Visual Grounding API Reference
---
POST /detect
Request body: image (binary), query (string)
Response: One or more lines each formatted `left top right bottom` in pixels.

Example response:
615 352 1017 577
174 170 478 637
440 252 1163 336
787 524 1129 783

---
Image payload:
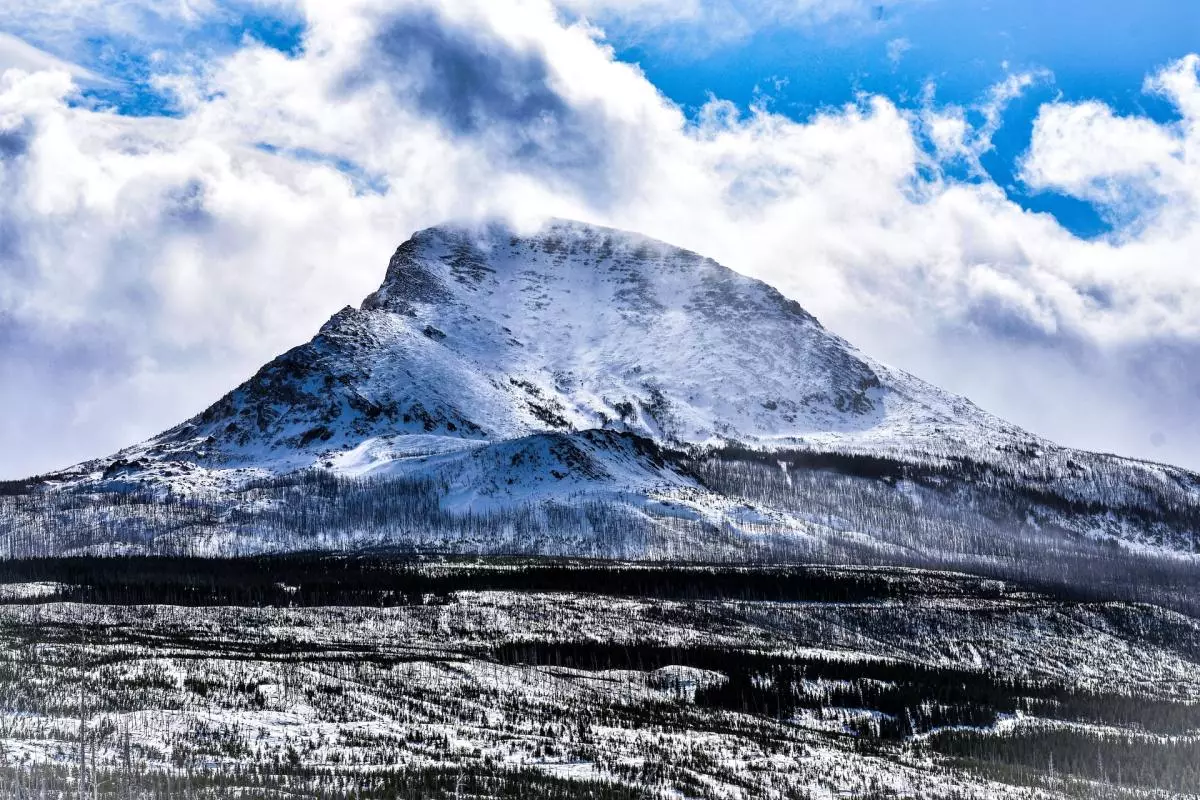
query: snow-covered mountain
60 219 1027 473
15 219 1200 557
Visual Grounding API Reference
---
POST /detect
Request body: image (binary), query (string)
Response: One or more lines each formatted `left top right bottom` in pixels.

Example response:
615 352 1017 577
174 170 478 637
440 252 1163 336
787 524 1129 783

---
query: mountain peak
75 219 1027 480
22 219 1200 558
113 215 946 479
364 218 830 337
365 217 718 311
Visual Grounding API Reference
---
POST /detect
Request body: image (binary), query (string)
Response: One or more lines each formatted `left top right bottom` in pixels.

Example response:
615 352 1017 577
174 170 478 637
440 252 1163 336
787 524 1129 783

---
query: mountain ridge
11 218 1200 557
113 219 1028 461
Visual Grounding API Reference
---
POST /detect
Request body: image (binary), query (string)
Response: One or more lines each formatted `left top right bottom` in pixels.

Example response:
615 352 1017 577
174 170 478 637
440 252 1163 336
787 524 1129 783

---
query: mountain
7 220 1199 800
88 221 1019 466
7 219 1200 558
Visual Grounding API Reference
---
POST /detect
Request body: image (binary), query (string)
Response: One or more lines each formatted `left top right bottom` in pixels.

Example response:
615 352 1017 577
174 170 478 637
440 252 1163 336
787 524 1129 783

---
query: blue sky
29 0 1198 238
604 0 1199 239
8 0 1196 236
1 0 1200 476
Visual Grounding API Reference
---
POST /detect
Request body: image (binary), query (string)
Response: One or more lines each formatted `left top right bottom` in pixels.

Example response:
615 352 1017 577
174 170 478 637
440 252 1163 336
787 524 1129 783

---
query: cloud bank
1 0 1199 476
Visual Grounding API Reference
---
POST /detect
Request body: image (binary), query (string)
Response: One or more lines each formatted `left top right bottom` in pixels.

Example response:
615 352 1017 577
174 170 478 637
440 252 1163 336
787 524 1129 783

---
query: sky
0 0 1199 477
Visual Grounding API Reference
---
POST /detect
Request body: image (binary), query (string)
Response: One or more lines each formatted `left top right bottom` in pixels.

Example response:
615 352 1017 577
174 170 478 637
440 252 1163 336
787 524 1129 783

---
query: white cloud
558 0 909 49
1 0 1200 475
1022 102 1182 203
914 69 1050 175
1020 58 1199 234
886 36 910 66
0 32 107 84
920 104 969 161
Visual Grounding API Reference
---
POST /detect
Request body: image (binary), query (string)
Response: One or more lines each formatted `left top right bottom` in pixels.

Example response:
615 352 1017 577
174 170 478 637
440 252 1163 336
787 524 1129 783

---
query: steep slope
19 218 1200 556
73 220 1024 470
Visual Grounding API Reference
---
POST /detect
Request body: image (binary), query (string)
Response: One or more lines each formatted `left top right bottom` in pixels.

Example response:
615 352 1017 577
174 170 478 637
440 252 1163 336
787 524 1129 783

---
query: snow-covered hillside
138 219 1028 459
14 219 1200 556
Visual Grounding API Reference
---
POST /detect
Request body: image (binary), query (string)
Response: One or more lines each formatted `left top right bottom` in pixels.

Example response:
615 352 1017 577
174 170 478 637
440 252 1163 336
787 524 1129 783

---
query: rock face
130 219 1021 466
24 218 1200 556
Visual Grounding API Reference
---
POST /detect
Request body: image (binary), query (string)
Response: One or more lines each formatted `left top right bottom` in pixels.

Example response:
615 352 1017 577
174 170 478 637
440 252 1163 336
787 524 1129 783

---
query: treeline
927 726 1200 795
1026 692 1200 735
0 470 666 561
697 443 1200 540
693 455 1200 615
0 555 1007 607
0 477 42 496
3 447 1200 618
491 639 1200 741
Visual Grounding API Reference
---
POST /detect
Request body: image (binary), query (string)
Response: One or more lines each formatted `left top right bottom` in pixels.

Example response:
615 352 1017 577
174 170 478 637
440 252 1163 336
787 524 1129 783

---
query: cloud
1 0 1200 476
557 0 910 50
1023 103 1182 207
564 0 908 26
371 10 573 137
0 32 107 84
885 36 910 67
0 0 299 53
913 68 1051 176
358 7 616 198
1020 59 1199 233
0 0 304 113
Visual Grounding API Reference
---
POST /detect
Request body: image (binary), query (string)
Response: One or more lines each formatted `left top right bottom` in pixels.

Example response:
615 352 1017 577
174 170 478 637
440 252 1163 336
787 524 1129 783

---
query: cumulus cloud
1021 57 1199 235
360 7 618 198
1 0 1199 475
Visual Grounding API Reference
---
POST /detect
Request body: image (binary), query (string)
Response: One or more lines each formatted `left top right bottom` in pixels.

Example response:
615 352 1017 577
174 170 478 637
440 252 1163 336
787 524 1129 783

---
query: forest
0 556 1197 799
2 443 1200 797
3 447 1200 616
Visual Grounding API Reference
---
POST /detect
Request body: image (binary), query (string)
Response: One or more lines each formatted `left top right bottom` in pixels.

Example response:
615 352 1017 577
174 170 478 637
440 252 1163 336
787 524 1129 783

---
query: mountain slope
77 220 1024 468
15 218 1200 557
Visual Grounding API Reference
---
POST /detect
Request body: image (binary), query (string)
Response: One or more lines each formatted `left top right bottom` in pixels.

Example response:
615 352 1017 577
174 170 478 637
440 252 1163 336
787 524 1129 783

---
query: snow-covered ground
0 581 63 601
3 562 1196 798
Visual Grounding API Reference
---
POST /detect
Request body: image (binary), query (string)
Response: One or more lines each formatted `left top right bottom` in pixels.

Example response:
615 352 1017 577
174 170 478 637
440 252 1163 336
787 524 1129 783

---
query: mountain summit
14 219 1200 557
117 220 1018 467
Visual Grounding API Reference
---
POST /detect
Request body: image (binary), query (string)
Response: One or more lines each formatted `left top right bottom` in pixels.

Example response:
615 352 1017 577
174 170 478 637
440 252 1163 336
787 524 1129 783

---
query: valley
1 557 1199 799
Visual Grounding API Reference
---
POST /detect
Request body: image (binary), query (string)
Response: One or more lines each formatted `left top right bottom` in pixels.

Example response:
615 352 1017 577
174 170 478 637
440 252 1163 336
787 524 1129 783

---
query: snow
15 218 1200 558
0 582 63 600
325 434 487 477
60 219 1018 475
2 581 1193 798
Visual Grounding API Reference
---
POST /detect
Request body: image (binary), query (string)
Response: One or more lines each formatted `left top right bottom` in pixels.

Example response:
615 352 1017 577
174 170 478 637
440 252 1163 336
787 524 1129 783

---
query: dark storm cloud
0 128 29 160
0 118 32 166
375 10 569 137
965 298 1057 345
162 179 214 230
360 8 615 201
